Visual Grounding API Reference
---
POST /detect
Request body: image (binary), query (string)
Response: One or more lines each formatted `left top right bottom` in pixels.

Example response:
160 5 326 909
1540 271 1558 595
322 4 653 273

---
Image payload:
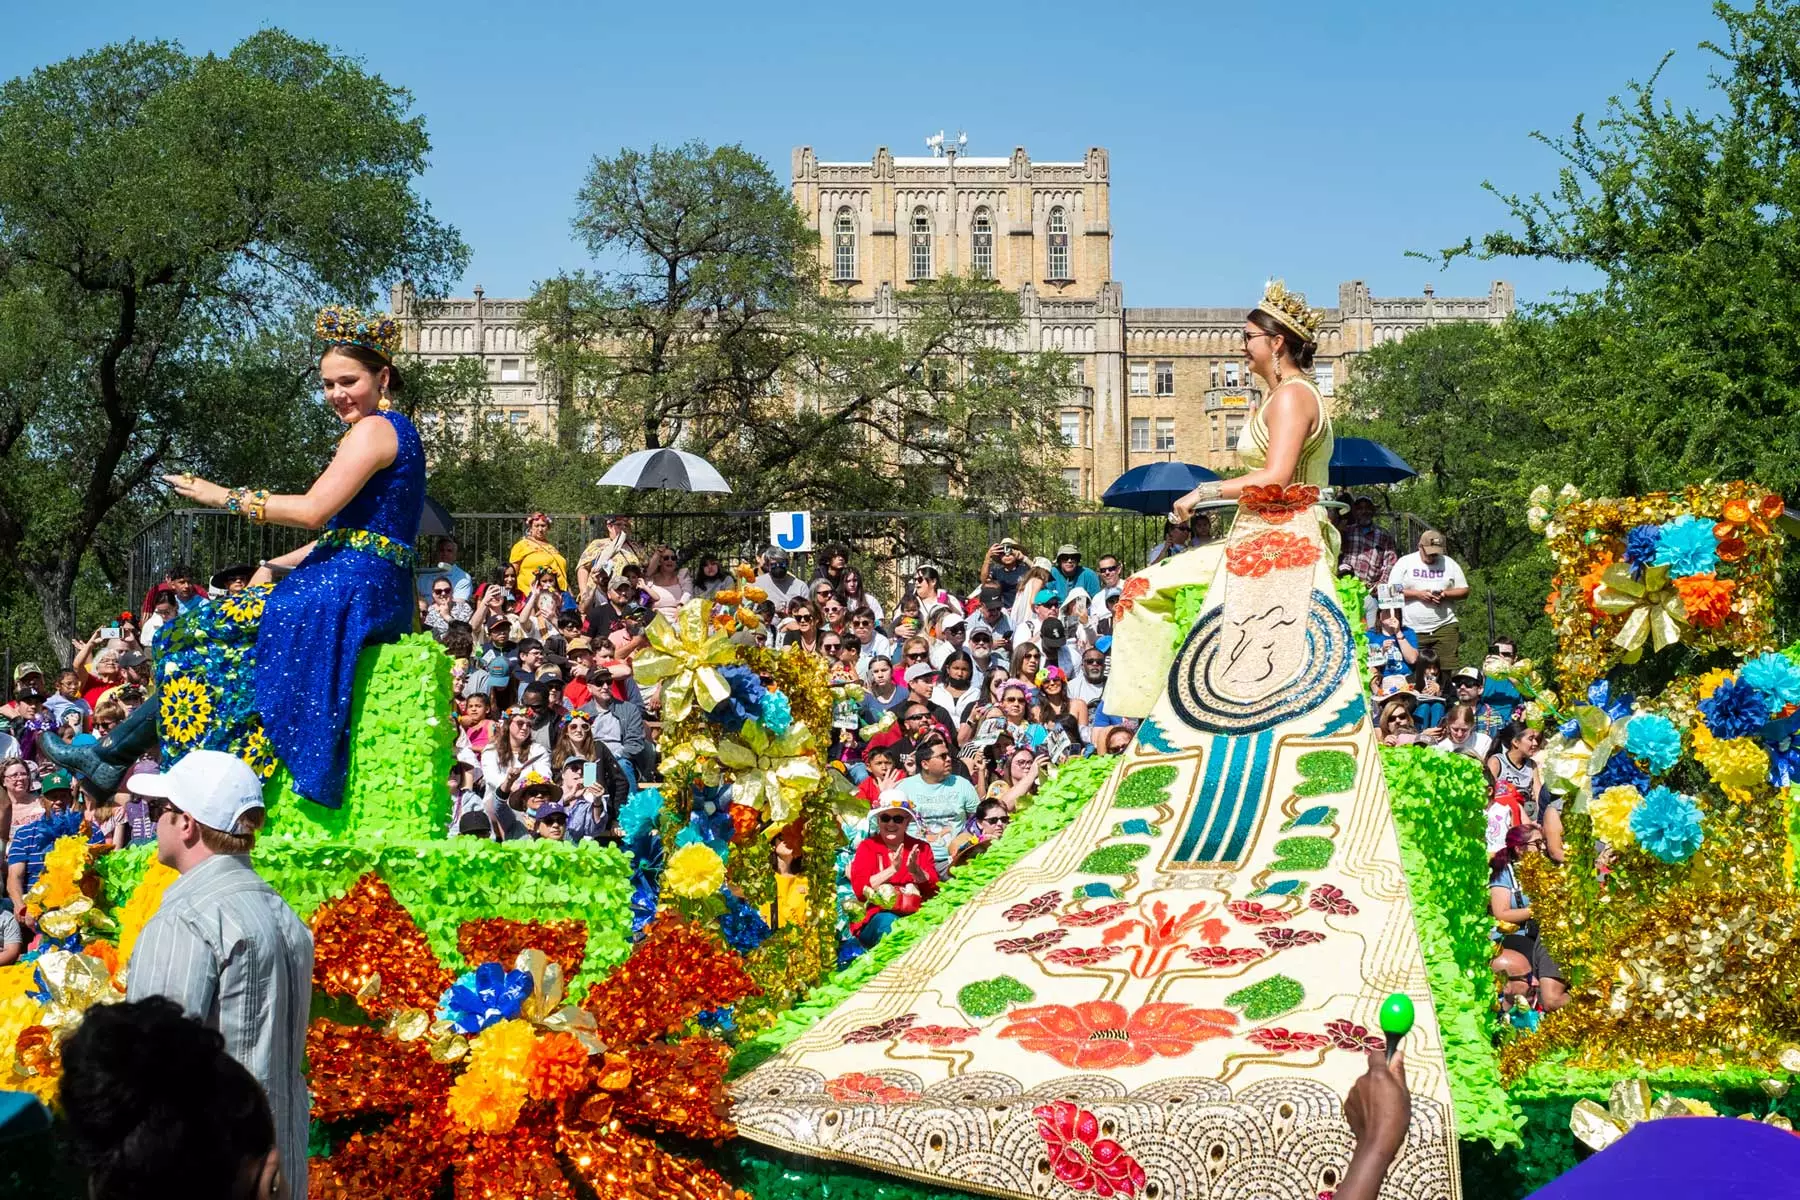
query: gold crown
314 305 401 361
1253 279 1325 344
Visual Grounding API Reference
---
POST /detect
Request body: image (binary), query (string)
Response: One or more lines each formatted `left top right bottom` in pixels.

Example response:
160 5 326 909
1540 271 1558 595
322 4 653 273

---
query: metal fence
128 508 1177 608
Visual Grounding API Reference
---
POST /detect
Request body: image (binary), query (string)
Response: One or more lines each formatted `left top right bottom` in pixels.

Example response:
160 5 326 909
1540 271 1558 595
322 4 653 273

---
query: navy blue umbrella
1330 438 1417 487
1101 462 1223 515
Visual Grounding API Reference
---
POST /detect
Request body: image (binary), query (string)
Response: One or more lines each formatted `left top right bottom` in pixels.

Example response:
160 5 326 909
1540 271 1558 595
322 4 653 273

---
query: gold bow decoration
25 949 122 1052
1543 706 1627 812
380 948 605 1066
660 731 722 788
1570 1077 1793 1152
717 719 822 831
632 601 736 722
1592 563 1687 661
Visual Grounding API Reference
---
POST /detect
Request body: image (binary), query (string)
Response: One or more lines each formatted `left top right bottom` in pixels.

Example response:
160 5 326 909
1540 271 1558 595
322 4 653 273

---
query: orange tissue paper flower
1674 573 1736 628
526 1032 591 1103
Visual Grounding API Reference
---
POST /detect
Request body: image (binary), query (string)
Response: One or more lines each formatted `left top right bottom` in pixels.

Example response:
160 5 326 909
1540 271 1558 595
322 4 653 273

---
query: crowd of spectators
0 505 1568 1027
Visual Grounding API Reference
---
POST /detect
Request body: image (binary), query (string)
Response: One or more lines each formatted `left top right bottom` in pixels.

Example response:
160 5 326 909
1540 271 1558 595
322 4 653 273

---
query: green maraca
1378 993 1414 1063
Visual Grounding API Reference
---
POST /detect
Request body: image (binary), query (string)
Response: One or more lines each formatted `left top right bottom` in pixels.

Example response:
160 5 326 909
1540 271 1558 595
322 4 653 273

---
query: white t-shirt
1068 674 1105 706
1387 552 1468 633
1427 729 1491 761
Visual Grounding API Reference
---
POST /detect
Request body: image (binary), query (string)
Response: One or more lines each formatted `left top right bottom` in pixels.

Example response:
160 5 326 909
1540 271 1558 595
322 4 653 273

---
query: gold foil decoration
385 1008 429 1042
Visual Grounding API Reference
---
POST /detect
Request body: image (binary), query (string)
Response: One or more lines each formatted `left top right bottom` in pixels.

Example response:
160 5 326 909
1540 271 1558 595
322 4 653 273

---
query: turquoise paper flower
1650 513 1718 576
1740 651 1800 711
1628 785 1704 863
1622 713 1682 775
760 689 793 737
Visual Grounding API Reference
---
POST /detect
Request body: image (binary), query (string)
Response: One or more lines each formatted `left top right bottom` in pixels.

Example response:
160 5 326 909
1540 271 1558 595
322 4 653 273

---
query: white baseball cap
126 750 266 835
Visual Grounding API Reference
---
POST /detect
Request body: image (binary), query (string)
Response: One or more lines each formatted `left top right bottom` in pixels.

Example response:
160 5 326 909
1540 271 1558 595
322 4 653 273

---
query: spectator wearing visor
1047 544 1101 602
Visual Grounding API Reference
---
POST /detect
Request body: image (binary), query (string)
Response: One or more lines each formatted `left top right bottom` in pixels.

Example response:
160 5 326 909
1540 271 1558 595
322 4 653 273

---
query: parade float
4 489 1800 1199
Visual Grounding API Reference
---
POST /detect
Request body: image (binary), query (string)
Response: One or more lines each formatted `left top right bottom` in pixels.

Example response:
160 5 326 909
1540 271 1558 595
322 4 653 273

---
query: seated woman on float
1105 279 1332 719
44 307 425 811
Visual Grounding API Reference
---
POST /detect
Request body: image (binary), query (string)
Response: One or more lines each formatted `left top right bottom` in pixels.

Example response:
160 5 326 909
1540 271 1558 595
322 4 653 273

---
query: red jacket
847 834 940 933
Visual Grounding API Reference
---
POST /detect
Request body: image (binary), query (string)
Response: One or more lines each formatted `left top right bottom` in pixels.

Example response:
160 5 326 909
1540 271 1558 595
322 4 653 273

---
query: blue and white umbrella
597 448 732 494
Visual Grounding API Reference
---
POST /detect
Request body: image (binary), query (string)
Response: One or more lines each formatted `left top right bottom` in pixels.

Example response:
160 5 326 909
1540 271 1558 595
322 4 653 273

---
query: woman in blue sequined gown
44 308 423 809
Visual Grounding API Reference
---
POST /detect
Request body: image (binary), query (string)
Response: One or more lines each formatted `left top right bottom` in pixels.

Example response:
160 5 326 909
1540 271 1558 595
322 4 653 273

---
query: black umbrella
419 496 454 537
597 448 732 494
1330 438 1417 487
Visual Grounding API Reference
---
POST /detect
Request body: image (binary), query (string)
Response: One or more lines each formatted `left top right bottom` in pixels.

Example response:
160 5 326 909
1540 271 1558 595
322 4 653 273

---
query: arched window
1047 206 1070 280
971 207 994 279
910 206 933 280
832 207 856 281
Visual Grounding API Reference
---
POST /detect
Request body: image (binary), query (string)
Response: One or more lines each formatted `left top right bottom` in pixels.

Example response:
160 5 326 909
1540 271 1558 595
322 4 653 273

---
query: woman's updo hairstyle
1246 308 1317 371
322 341 405 394
60 996 277 1200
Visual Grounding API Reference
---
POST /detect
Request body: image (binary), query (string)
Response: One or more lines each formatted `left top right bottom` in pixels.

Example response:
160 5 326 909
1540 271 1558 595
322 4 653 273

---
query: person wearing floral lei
43 306 425 810
1105 280 1337 716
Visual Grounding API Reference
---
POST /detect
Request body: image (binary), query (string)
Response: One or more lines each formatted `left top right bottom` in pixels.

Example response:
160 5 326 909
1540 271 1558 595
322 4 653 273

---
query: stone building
396 143 1515 499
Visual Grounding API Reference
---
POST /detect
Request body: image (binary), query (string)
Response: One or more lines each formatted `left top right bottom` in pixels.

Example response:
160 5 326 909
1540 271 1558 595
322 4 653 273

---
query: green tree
1434 0 1800 643
522 141 1074 513
0 32 466 660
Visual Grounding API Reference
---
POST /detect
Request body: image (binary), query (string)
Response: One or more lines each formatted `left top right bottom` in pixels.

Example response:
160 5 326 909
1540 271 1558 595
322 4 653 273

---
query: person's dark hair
321 341 404 393
865 744 896 768
1411 647 1440 691
449 762 477 790
696 553 724 581
1490 637 1518 657
150 587 177 608
1246 308 1317 370
915 736 950 763
1056 712 1083 746
436 535 458 552
520 682 550 708
167 563 194 583
441 621 475 659
1443 702 1479 730
61 997 277 1200
1492 721 1535 759
515 638 544 656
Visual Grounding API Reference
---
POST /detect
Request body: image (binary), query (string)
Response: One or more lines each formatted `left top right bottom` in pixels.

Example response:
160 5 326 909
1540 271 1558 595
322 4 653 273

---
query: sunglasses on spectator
794 614 815 623
1084 656 1105 665
877 813 908 824
852 617 873 626
905 651 927 660
145 795 181 822
433 587 451 595
538 814 567 827
1098 564 1121 573
822 642 842 652
979 814 1010 826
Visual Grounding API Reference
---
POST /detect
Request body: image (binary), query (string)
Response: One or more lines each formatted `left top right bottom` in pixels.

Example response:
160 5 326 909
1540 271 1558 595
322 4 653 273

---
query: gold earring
378 388 392 412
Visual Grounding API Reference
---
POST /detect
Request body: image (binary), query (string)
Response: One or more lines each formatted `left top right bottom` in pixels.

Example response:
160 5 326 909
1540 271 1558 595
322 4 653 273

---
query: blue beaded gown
152 411 424 808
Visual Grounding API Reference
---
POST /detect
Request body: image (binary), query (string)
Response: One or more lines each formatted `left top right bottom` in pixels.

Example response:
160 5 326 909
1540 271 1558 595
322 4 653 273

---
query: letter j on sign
772 511 814 553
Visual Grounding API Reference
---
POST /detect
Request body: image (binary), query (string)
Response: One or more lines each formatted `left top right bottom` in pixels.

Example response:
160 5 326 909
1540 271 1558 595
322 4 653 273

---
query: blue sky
6 1 1727 309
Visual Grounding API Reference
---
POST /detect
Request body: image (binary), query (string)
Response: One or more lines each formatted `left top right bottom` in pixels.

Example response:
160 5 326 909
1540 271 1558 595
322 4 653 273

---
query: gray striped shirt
127 853 313 1199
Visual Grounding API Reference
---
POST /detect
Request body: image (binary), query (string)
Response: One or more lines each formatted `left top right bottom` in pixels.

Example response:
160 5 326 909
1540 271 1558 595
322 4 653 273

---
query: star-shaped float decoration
306 874 759 1200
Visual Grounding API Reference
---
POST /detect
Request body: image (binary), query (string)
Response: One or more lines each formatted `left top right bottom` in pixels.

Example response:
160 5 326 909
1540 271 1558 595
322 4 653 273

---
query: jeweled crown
1254 279 1325 344
314 305 401 361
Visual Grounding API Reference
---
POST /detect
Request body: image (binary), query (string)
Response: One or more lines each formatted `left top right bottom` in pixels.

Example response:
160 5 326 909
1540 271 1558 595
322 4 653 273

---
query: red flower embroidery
1000 1001 1236 1069
1247 1027 1332 1054
1226 530 1323 579
1033 1100 1149 1197
901 1024 982 1047
1227 901 1291 925
996 928 1069 954
1186 945 1266 968
1239 484 1319 524
1004 890 1064 923
1113 575 1152 620
1307 884 1358 917
1045 945 1126 967
825 1072 923 1104
1324 1019 1385 1055
1059 902 1129 928
1257 927 1327 951
844 1014 918 1043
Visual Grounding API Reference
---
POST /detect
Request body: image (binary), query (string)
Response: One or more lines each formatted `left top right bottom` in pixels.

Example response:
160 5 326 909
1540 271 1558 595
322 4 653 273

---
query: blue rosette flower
1592 751 1649 794
1651 513 1718 576
1623 524 1662 576
1628 785 1704 863
696 1006 737 1034
1764 713 1800 788
437 961 533 1034
760 689 793 737
719 891 772 954
704 665 768 734
1587 680 1634 722
1700 677 1771 740
1740 652 1800 711
629 867 660 941
679 786 735 853
1622 713 1683 775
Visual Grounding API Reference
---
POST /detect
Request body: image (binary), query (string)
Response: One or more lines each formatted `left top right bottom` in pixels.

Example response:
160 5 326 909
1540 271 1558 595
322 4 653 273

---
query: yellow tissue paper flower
1695 668 1734 700
1692 728 1769 791
1591 785 1642 848
446 1017 537 1133
665 842 727 899
118 861 180 966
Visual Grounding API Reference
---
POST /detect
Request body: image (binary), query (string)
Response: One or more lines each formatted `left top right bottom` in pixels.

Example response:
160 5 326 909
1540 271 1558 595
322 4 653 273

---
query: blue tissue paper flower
683 801 734 853
629 868 660 941
696 1006 737 1034
619 786 665 842
1623 524 1662 574
760 690 793 737
437 961 532 1034
1558 716 1582 742
1651 513 1718 576
719 891 772 954
1628 785 1704 863
705 665 767 733
1592 751 1649 794
1740 652 1800 711
1700 677 1771 740
836 939 868 969
1623 713 1683 775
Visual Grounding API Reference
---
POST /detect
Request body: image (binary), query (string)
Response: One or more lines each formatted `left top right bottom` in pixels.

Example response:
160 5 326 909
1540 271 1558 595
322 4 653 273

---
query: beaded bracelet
224 486 250 515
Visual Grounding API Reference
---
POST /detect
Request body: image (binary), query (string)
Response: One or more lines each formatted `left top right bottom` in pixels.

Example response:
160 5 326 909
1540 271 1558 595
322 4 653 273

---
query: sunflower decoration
214 583 272 625
307 874 758 1200
159 675 214 745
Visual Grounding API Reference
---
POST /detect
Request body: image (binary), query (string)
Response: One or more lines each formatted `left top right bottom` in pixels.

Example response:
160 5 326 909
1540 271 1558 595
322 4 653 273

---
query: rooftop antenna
925 130 945 157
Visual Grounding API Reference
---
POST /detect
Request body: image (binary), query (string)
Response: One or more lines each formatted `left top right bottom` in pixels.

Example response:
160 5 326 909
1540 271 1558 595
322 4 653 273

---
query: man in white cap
126 750 313 1200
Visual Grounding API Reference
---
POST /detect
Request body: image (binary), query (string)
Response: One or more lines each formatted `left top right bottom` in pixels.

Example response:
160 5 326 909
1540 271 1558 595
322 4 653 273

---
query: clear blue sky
6 1 1727 309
